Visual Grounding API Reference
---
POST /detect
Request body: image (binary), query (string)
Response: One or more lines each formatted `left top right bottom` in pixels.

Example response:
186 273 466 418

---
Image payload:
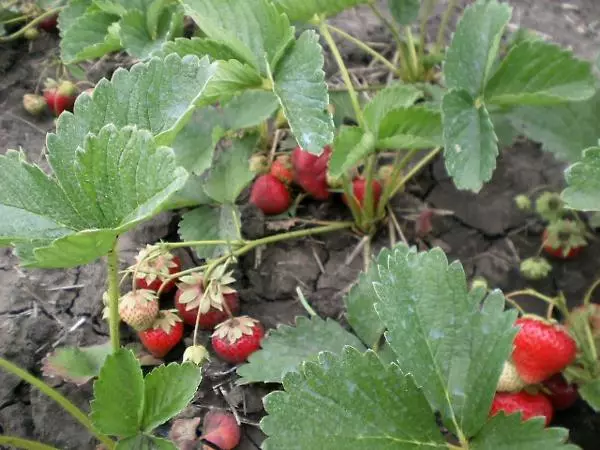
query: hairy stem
326 24 400 75
389 147 441 198
0 8 62 42
0 358 115 449
404 26 421 78
319 22 364 126
436 0 457 53
106 242 121 354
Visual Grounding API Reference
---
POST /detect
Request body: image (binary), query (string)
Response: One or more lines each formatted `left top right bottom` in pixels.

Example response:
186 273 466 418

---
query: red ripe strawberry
211 316 264 363
270 155 293 184
200 411 241 450
138 310 184 358
118 290 159 331
512 317 577 384
38 14 58 32
291 146 331 200
250 174 291 215
490 391 554 426
133 245 181 293
543 374 579 410
43 79 77 116
175 272 240 329
342 177 383 210
542 220 586 260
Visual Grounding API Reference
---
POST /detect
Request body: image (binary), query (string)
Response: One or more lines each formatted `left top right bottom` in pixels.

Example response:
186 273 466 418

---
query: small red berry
543 374 579 411
138 310 184 358
490 391 554 426
291 146 331 200
38 14 58 33
211 316 264 363
133 245 181 293
200 411 241 450
342 177 383 210
270 155 294 184
250 174 291 215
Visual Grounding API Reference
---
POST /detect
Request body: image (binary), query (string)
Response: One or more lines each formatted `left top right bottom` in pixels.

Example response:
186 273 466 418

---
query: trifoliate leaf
182 0 294 73
579 379 600 411
470 413 579 450
269 30 334 154
485 40 595 106
444 0 512 97
42 342 112 385
59 10 122 64
373 244 518 437
563 147 600 211
377 106 443 149
508 88 600 162
0 125 187 268
363 84 423 133
119 6 184 60
237 316 366 385
91 349 144 437
116 435 177 450
261 348 445 449
442 89 498 192
178 205 242 260
328 126 375 177
141 363 202 432
203 134 257 204
345 247 392 348
388 0 421 26
271 0 370 22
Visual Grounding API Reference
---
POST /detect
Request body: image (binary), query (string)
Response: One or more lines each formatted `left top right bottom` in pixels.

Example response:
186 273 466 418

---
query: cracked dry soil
1 1 600 448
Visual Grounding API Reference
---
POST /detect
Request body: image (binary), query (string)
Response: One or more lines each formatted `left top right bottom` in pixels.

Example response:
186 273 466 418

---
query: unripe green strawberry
22 94 47 116
514 194 531 211
249 154 269 174
496 360 527 392
24 27 40 40
118 289 159 331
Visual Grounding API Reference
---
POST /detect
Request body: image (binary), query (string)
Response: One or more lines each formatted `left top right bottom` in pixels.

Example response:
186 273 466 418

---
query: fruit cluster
249 145 385 216
115 244 264 364
490 316 578 425
22 79 85 118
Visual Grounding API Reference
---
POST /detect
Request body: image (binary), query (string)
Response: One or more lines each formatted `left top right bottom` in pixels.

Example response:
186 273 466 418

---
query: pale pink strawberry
118 289 159 331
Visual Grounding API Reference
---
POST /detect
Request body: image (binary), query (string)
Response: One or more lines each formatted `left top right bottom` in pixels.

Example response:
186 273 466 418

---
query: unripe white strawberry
118 289 159 331
496 360 527 392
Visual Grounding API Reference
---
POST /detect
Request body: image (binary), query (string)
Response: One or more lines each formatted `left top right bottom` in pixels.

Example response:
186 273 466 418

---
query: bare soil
0 1 599 448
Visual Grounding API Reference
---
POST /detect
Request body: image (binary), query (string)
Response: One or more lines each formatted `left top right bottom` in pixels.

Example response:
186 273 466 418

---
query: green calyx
544 219 588 253
535 191 565 221
520 257 552 280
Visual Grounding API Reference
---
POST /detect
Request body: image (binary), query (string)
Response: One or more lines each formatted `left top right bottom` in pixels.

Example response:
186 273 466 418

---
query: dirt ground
0 1 599 448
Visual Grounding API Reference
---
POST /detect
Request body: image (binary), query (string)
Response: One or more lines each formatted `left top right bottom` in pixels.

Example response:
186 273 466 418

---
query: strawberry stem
0 357 116 449
296 287 318 317
0 436 59 449
0 7 63 42
435 0 457 54
106 241 121 354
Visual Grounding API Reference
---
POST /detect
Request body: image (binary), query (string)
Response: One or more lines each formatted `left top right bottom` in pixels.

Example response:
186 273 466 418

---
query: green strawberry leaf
59 10 122 64
579 379 600 412
203 134 258 204
223 91 280 130
269 30 334 153
328 126 375 178
444 0 512 97
91 348 144 438
161 37 247 61
388 0 421 26
237 316 366 385
182 0 294 73
470 413 579 449
41 342 112 385
373 244 518 437
563 146 600 211
508 88 600 162
376 106 443 149
270 0 370 22
141 362 202 432
119 6 184 60
442 88 498 192
202 60 264 105
178 204 242 260
363 84 423 133
58 0 95 34
484 40 595 106
261 348 445 448
0 125 187 268
344 248 392 348
116 435 177 450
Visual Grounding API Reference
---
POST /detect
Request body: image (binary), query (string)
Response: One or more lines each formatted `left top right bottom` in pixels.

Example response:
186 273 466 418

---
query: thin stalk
435 0 457 53
106 242 121 353
328 84 386 92
389 147 441 198
0 358 115 450
404 26 421 78
377 150 417 218
506 289 568 316
0 8 62 42
341 175 364 228
326 24 400 75
419 0 437 62
0 436 59 450
296 287 317 317
162 240 246 250
583 276 600 306
368 1 409 75
319 23 364 126
362 155 377 224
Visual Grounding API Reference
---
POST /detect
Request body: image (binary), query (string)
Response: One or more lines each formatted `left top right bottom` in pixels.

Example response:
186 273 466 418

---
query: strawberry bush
0 0 600 448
